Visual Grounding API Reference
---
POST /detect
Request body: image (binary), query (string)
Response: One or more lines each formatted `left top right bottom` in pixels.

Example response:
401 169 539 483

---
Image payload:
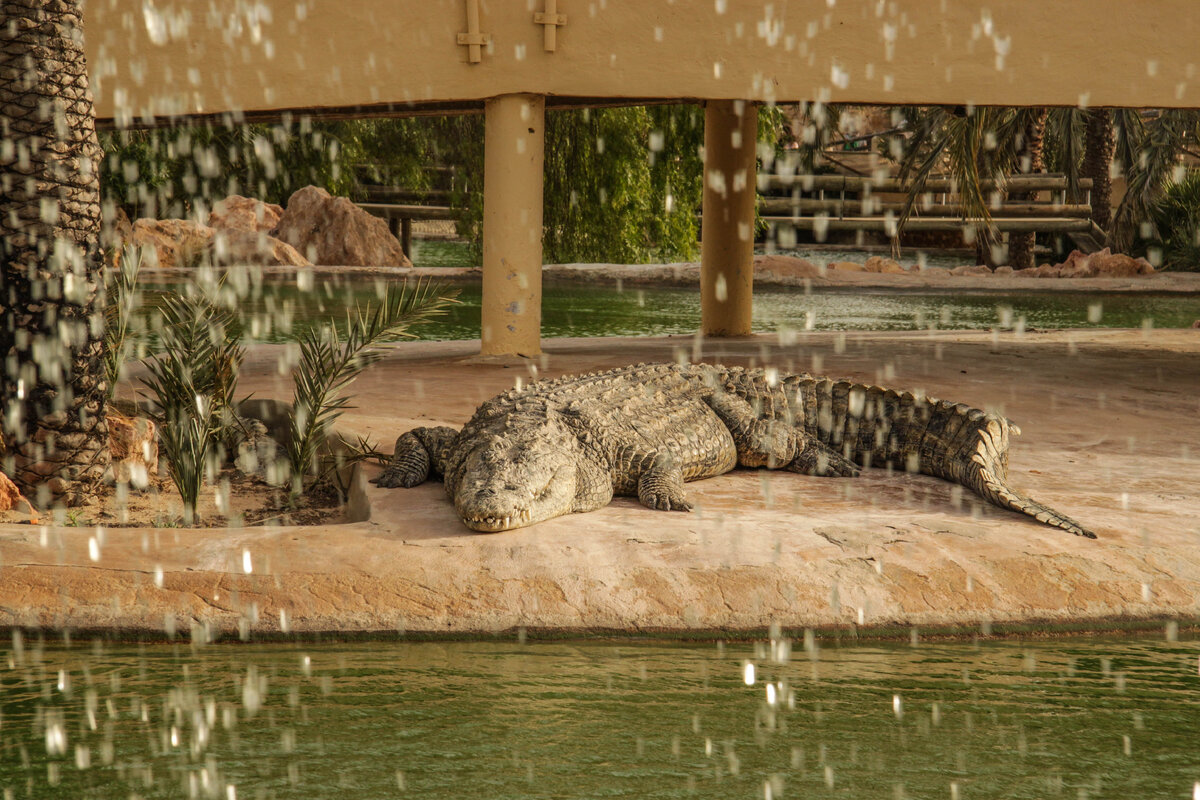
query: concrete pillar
481 93 545 356
701 100 758 337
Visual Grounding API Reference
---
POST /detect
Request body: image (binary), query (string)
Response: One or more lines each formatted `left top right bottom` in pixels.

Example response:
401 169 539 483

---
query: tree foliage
887 106 1200 263
1142 170 1200 271
99 119 357 219
98 104 787 265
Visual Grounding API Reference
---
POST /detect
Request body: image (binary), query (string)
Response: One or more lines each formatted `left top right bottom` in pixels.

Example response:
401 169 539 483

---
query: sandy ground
1 329 1198 638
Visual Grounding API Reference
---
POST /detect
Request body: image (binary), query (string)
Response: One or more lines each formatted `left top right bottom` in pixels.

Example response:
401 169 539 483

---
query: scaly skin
373 363 1094 538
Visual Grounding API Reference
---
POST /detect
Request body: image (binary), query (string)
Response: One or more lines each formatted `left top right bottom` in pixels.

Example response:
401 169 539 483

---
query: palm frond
137 290 245 522
285 280 458 495
103 246 144 399
1111 109 1200 251
1045 108 1086 202
895 106 1020 256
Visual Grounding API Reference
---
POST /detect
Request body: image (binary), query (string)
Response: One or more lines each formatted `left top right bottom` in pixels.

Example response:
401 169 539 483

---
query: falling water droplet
742 661 756 686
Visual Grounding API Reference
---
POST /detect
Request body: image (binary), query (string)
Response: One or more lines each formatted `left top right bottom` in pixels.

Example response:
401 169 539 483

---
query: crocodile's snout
454 442 578 532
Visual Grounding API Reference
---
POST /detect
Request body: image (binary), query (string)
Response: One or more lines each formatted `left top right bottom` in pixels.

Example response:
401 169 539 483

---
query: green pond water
2 635 1198 799
134 277 1200 346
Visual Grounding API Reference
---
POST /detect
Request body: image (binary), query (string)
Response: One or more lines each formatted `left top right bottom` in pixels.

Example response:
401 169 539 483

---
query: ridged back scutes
447 363 1092 537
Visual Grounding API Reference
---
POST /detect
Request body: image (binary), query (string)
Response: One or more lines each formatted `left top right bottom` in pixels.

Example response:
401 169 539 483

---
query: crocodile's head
452 433 581 532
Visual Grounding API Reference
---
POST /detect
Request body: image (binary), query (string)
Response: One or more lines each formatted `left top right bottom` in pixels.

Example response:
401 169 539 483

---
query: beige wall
86 0 1199 125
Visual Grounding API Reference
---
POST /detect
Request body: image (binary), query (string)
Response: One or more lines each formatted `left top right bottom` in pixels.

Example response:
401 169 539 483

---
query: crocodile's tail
790 377 1094 538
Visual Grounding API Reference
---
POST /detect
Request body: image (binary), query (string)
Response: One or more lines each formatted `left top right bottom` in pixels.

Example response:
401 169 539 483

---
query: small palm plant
103 245 143 399
138 291 245 524
286 280 456 499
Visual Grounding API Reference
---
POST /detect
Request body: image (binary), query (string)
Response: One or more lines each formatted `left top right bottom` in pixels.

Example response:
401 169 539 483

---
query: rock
108 412 158 489
0 471 35 519
993 266 1014 275
1192 320 1200 329
211 230 312 267
1077 248 1155 277
129 219 215 269
949 264 993 276
1014 263 1062 278
101 204 133 250
863 256 907 274
208 195 284 234
752 254 823 279
828 260 866 272
101 205 135 269
272 185 412 267
1043 248 1156 278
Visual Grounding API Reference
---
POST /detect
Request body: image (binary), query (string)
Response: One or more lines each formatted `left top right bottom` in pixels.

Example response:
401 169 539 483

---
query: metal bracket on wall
457 0 491 64
534 0 566 52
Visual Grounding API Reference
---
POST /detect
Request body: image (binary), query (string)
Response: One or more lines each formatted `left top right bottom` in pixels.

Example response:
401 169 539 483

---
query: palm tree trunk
1007 109 1048 269
0 0 111 506
1084 108 1117 234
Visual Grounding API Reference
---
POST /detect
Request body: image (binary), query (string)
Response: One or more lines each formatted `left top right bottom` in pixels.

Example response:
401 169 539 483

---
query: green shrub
1146 171 1200 271
138 292 245 523
286 281 457 498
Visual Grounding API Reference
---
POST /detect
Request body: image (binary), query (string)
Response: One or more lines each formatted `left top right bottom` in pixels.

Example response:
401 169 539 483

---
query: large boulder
272 185 412 267
752 254 823 279
211 230 313 267
949 264 993 276
101 203 133 252
1072 248 1155 277
208 195 284 234
0 471 35 518
863 256 907 274
129 219 215 269
1016 249 1155 278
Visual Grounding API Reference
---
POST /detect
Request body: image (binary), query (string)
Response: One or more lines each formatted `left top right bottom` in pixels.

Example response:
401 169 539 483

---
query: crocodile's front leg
611 445 693 512
373 426 459 488
637 454 693 511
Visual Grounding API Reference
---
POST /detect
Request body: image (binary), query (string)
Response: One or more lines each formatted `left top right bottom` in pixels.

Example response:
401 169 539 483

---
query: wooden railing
757 174 1106 250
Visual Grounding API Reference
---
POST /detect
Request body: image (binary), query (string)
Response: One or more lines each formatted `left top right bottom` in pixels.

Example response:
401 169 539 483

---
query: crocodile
373 362 1094 538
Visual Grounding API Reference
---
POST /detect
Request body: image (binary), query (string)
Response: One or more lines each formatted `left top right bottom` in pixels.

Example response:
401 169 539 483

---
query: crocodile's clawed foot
372 467 427 489
641 491 693 512
788 442 861 478
637 466 693 512
374 431 438 488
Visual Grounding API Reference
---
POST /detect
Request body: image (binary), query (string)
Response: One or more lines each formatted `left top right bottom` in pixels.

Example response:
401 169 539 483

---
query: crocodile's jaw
458 508 536 533
454 456 578 533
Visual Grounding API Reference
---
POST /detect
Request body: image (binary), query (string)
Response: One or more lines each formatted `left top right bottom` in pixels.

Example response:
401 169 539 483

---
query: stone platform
1 329 1198 638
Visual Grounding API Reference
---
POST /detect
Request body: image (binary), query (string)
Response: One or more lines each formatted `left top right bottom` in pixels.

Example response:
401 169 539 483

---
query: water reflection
133 279 1200 346
2 635 1197 799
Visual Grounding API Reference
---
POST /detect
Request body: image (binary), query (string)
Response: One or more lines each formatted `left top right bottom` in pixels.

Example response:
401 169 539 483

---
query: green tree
99 118 358 219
